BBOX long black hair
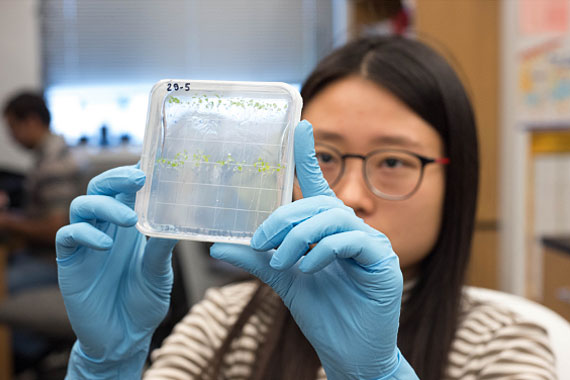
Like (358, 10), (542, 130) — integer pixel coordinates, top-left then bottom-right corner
(213, 35), (479, 380)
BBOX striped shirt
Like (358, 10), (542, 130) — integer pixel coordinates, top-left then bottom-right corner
(144, 281), (556, 380)
(25, 133), (80, 218)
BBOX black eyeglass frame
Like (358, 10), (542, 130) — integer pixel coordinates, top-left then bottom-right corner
(315, 143), (450, 201)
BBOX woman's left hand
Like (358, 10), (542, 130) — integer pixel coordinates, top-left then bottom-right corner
(211, 120), (417, 380)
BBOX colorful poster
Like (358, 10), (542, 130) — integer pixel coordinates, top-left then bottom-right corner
(518, 0), (570, 126)
(520, 0), (568, 35)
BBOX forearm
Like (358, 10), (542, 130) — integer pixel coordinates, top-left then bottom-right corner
(381, 352), (418, 380)
(66, 341), (149, 380)
(323, 350), (419, 380)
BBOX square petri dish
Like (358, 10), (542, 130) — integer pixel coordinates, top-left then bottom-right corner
(135, 79), (302, 244)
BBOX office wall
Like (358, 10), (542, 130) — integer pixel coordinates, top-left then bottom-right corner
(534, 155), (570, 239)
(0, 0), (41, 173)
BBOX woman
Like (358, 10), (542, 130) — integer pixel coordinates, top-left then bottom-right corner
(56, 36), (555, 379)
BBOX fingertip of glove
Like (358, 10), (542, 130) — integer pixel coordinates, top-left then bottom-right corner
(250, 229), (263, 250)
(129, 170), (146, 186)
(120, 210), (138, 226)
(101, 235), (114, 249)
(298, 119), (312, 129)
(269, 255), (283, 270)
(251, 225), (272, 251)
(209, 243), (225, 259)
(297, 258), (311, 273)
(127, 214), (138, 225)
(295, 120), (313, 138)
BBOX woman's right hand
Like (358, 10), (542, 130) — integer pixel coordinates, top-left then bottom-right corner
(55, 166), (178, 378)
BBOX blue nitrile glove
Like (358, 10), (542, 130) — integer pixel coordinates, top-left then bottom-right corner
(210, 120), (418, 380)
(55, 166), (178, 379)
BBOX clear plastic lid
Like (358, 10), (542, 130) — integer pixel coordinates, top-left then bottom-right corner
(135, 79), (302, 244)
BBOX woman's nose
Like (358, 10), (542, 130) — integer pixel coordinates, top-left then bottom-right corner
(332, 159), (376, 216)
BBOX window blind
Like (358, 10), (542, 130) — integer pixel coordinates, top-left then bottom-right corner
(40, 0), (335, 86)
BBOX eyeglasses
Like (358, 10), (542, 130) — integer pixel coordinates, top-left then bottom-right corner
(315, 143), (450, 200)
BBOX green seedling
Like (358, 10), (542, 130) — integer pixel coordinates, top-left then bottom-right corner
(158, 149), (285, 175)
(192, 151), (203, 167)
(168, 93), (288, 113)
(215, 153), (237, 167)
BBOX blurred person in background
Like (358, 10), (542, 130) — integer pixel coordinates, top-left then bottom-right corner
(1, 91), (80, 293)
(1, 91), (80, 372)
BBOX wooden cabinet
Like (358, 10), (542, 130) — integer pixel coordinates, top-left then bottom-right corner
(415, 0), (500, 289)
(467, 227), (499, 290)
(542, 237), (570, 321)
